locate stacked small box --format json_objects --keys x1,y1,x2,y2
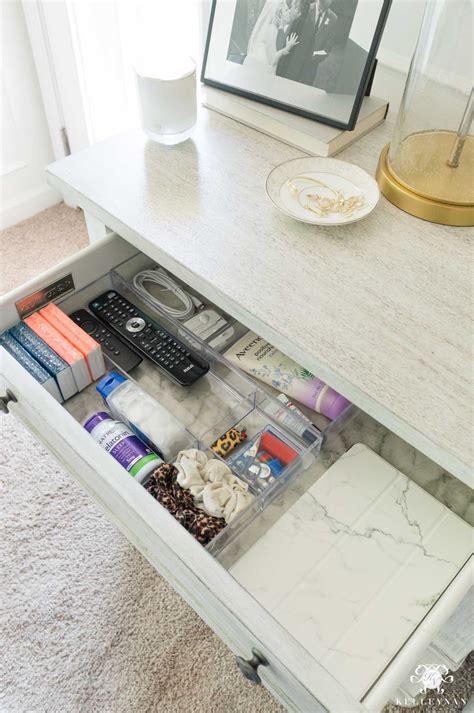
[
  {"x1": 0, "y1": 332, "x2": 63, "y2": 402},
  {"x1": 9, "y1": 321, "x2": 78, "y2": 401},
  {"x1": 25, "y1": 312, "x2": 92, "y2": 391},
  {"x1": 40, "y1": 303, "x2": 105, "y2": 380}
]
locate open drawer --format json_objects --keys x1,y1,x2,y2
[{"x1": 1, "y1": 233, "x2": 471, "y2": 713}]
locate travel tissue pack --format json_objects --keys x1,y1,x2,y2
[
  {"x1": 10, "y1": 321, "x2": 77, "y2": 401},
  {"x1": 25, "y1": 312, "x2": 91, "y2": 391},
  {"x1": 0, "y1": 331, "x2": 63, "y2": 402},
  {"x1": 40, "y1": 302, "x2": 105, "y2": 380}
]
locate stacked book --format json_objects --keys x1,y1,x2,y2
[{"x1": 202, "y1": 87, "x2": 389, "y2": 157}]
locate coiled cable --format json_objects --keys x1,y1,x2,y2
[{"x1": 132, "y1": 268, "x2": 197, "y2": 321}]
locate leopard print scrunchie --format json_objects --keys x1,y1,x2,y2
[{"x1": 145, "y1": 463, "x2": 226, "y2": 546}]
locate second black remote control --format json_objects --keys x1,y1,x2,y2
[
  {"x1": 69, "y1": 309, "x2": 143, "y2": 373},
  {"x1": 88, "y1": 291, "x2": 210, "y2": 386}
]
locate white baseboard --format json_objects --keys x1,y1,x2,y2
[
  {"x1": 0, "y1": 183, "x2": 61, "y2": 230},
  {"x1": 377, "y1": 50, "x2": 410, "y2": 78}
]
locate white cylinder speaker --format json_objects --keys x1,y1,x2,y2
[{"x1": 135, "y1": 56, "x2": 197, "y2": 145}]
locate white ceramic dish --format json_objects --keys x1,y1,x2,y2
[{"x1": 266, "y1": 157, "x2": 380, "y2": 226}]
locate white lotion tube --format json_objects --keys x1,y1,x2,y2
[{"x1": 224, "y1": 331, "x2": 350, "y2": 420}]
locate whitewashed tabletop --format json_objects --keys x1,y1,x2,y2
[{"x1": 46, "y1": 109, "x2": 474, "y2": 485}]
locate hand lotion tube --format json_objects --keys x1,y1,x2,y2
[{"x1": 224, "y1": 331, "x2": 350, "y2": 420}]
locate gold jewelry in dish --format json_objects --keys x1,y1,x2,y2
[{"x1": 287, "y1": 175, "x2": 366, "y2": 218}]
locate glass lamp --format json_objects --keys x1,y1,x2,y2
[{"x1": 376, "y1": 0, "x2": 473, "y2": 226}]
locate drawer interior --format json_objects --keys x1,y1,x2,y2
[
  {"x1": 1, "y1": 238, "x2": 360, "y2": 557},
  {"x1": 3, "y1": 241, "x2": 471, "y2": 560},
  {"x1": 48, "y1": 254, "x2": 347, "y2": 557}
]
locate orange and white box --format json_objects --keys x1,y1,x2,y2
[
  {"x1": 25, "y1": 312, "x2": 92, "y2": 391},
  {"x1": 40, "y1": 303, "x2": 105, "y2": 381}
]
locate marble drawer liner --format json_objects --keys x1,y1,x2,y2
[{"x1": 230, "y1": 443, "x2": 472, "y2": 699}]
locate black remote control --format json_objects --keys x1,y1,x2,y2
[
  {"x1": 88, "y1": 291, "x2": 210, "y2": 386},
  {"x1": 69, "y1": 309, "x2": 143, "y2": 373}
]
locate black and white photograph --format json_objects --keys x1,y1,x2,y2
[{"x1": 202, "y1": 0, "x2": 391, "y2": 129}]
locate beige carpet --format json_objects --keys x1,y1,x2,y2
[
  {"x1": 0, "y1": 205, "x2": 282, "y2": 713},
  {"x1": 0, "y1": 203, "x2": 90, "y2": 294}
]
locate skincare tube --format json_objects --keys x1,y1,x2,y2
[
  {"x1": 265, "y1": 394, "x2": 319, "y2": 443},
  {"x1": 224, "y1": 331, "x2": 350, "y2": 420}
]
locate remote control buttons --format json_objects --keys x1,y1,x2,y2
[
  {"x1": 125, "y1": 317, "x2": 146, "y2": 333},
  {"x1": 81, "y1": 320, "x2": 96, "y2": 334},
  {"x1": 88, "y1": 291, "x2": 209, "y2": 385}
]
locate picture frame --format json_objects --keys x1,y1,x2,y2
[{"x1": 201, "y1": 0, "x2": 392, "y2": 131}]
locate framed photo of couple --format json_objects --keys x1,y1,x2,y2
[{"x1": 201, "y1": 0, "x2": 392, "y2": 130}]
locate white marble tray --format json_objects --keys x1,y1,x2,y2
[{"x1": 230, "y1": 443, "x2": 472, "y2": 699}]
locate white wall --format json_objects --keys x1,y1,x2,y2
[
  {"x1": 361, "y1": 0, "x2": 471, "y2": 92},
  {"x1": 0, "y1": 0, "x2": 60, "y2": 229},
  {"x1": 364, "y1": 0, "x2": 426, "y2": 74}
]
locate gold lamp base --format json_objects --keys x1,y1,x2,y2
[{"x1": 376, "y1": 144, "x2": 474, "y2": 227}]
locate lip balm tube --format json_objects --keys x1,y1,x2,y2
[{"x1": 265, "y1": 394, "x2": 320, "y2": 443}]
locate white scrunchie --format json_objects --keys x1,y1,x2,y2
[
  {"x1": 174, "y1": 449, "x2": 253, "y2": 523},
  {"x1": 174, "y1": 449, "x2": 208, "y2": 497},
  {"x1": 202, "y1": 482, "x2": 236, "y2": 519}
]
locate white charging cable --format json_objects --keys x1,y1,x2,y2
[{"x1": 133, "y1": 268, "x2": 198, "y2": 321}]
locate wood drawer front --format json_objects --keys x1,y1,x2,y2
[{"x1": 0, "y1": 235, "x2": 362, "y2": 713}]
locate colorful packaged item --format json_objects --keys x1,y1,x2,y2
[
  {"x1": 83, "y1": 411, "x2": 161, "y2": 483},
  {"x1": 259, "y1": 427, "x2": 298, "y2": 465},
  {"x1": 226, "y1": 426, "x2": 298, "y2": 489},
  {"x1": 25, "y1": 312, "x2": 91, "y2": 391},
  {"x1": 9, "y1": 321, "x2": 77, "y2": 400},
  {"x1": 0, "y1": 332, "x2": 62, "y2": 402},
  {"x1": 40, "y1": 303, "x2": 105, "y2": 380},
  {"x1": 210, "y1": 427, "x2": 247, "y2": 458}
]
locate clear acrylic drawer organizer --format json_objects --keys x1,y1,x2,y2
[{"x1": 56, "y1": 250, "x2": 354, "y2": 557}]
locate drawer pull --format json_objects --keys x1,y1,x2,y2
[
  {"x1": 0, "y1": 389, "x2": 17, "y2": 414},
  {"x1": 235, "y1": 648, "x2": 269, "y2": 685}
]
